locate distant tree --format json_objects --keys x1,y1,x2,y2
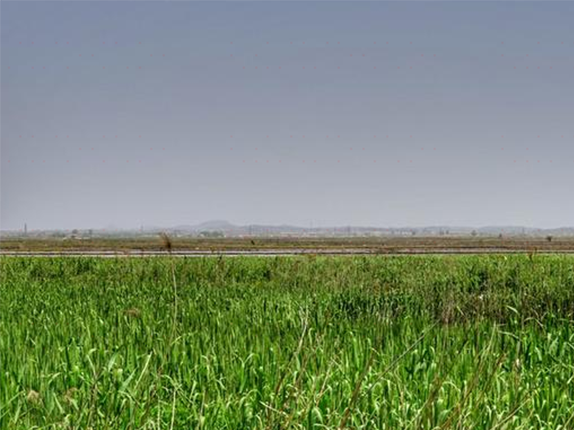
[
  {"x1": 471, "y1": 230, "x2": 478, "y2": 237},
  {"x1": 546, "y1": 235, "x2": 553, "y2": 242},
  {"x1": 159, "y1": 232, "x2": 173, "y2": 252}
]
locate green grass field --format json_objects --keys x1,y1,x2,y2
[{"x1": 1, "y1": 255, "x2": 574, "y2": 429}]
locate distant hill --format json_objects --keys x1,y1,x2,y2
[
  {"x1": 2, "y1": 220, "x2": 573, "y2": 238},
  {"x1": 173, "y1": 220, "x2": 235, "y2": 232}
]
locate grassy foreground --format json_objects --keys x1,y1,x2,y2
[{"x1": 1, "y1": 255, "x2": 574, "y2": 429}]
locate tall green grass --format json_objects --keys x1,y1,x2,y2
[{"x1": 1, "y1": 255, "x2": 574, "y2": 429}]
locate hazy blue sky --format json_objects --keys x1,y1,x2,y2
[{"x1": 1, "y1": 1, "x2": 573, "y2": 230}]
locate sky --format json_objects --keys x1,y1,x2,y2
[{"x1": 1, "y1": 1, "x2": 573, "y2": 231}]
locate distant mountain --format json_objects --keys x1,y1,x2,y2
[
  {"x1": 195, "y1": 220, "x2": 235, "y2": 230},
  {"x1": 163, "y1": 222, "x2": 574, "y2": 237},
  {"x1": 2, "y1": 220, "x2": 573, "y2": 238},
  {"x1": 173, "y1": 220, "x2": 235, "y2": 232}
]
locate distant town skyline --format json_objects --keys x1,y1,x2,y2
[{"x1": 2, "y1": 1, "x2": 574, "y2": 230}]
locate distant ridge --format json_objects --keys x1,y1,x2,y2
[
  {"x1": 173, "y1": 220, "x2": 235, "y2": 231},
  {"x1": 121, "y1": 222, "x2": 574, "y2": 238},
  {"x1": 2, "y1": 220, "x2": 573, "y2": 237}
]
